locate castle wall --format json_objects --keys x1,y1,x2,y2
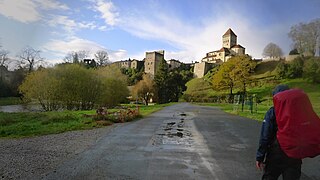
[{"x1": 194, "y1": 62, "x2": 211, "y2": 78}]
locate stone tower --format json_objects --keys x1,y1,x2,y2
[
  {"x1": 222, "y1": 28, "x2": 237, "y2": 49},
  {"x1": 144, "y1": 50, "x2": 164, "y2": 76}
]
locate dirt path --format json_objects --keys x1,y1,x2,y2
[{"x1": 0, "y1": 125, "x2": 118, "y2": 180}]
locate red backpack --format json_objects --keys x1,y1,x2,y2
[{"x1": 273, "y1": 89, "x2": 320, "y2": 159}]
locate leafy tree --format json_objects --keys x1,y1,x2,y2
[
  {"x1": 212, "y1": 55, "x2": 256, "y2": 105},
  {"x1": 275, "y1": 61, "x2": 288, "y2": 79},
  {"x1": 303, "y1": 57, "x2": 320, "y2": 83},
  {"x1": 154, "y1": 59, "x2": 170, "y2": 103},
  {"x1": 287, "y1": 57, "x2": 304, "y2": 78},
  {"x1": 289, "y1": 49, "x2": 299, "y2": 55},
  {"x1": 212, "y1": 60, "x2": 237, "y2": 96},
  {"x1": 17, "y1": 46, "x2": 44, "y2": 72},
  {"x1": 262, "y1": 42, "x2": 283, "y2": 59},
  {"x1": 94, "y1": 50, "x2": 110, "y2": 66},
  {"x1": 288, "y1": 18, "x2": 320, "y2": 56},
  {"x1": 19, "y1": 63, "x2": 129, "y2": 111},
  {"x1": 19, "y1": 68, "x2": 60, "y2": 111},
  {"x1": 167, "y1": 70, "x2": 186, "y2": 102},
  {"x1": 121, "y1": 67, "x2": 143, "y2": 86},
  {"x1": 232, "y1": 55, "x2": 256, "y2": 93},
  {"x1": 96, "y1": 65, "x2": 129, "y2": 107},
  {"x1": 132, "y1": 74, "x2": 154, "y2": 105}
]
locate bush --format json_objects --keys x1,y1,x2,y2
[
  {"x1": 19, "y1": 64, "x2": 129, "y2": 111},
  {"x1": 287, "y1": 57, "x2": 304, "y2": 78},
  {"x1": 303, "y1": 57, "x2": 320, "y2": 83}
]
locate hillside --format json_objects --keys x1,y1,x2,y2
[{"x1": 184, "y1": 60, "x2": 320, "y2": 116}]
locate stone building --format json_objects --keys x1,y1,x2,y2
[
  {"x1": 113, "y1": 59, "x2": 144, "y2": 70},
  {"x1": 130, "y1": 59, "x2": 144, "y2": 70},
  {"x1": 144, "y1": 50, "x2": 164, "y2": 76},
  {"x1": 113, "y1": 60, "x2": 131, "y2": 69},
  {"x1": 202, "y1": 28, "x2": 245, "y2": 63},
  {"x1": 167, "y1": 59, "x2": 182, "y2": 70}
]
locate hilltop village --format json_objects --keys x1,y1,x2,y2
[{"x1": 111, "y1": 28, "x2": 247, "y2": 78}]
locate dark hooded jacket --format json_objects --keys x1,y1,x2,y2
[{"x1": 256, "y1": 85, "x2": 289, "y2": 162}]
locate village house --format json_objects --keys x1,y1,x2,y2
[
  {"x1": 202, "y1": 28, "x2": 246, "y2": 63},
  {"x1": 113, "y1": 58, "x2": 144, "y2": 70},
  {"x1": 167, "y1": 59, "x2": 182, "y2": 70}
]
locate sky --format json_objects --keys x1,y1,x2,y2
[{"x1": 0, "y1": 0, "x2": 319, "y2": 67}]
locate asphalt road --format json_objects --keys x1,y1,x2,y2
[{"x1": 44, "y1": 103, "x2": 320, "y2": 180}]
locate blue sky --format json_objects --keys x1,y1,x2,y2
[{"x1": 0, "y1": 0, "x2": 319, "y2": 66}]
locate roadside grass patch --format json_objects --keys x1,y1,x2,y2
[
  {"x1": 196, "y1": 79, "x2": 320, "y2": 121},
  {"x1": 0, "y1": 111, "x2": 96, "y2": 138},
  {"x1": 0, "y1": 97, "x2": 23, "y2": 106},
  {"x1": 0, "y1": 103, "x2": 173, "y2": 138}
]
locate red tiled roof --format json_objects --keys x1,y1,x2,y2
[
  {"x1": 231, "y1": 44, "x2": 244, "y2": 49},
  {"x1": 219, "y1": 47, "x2": 230, "y2": 53},
  {"x1": 223, "y1": 28, "x2": 237, "y2": 37}
]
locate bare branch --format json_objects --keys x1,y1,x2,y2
[
  {"x1": 17, "y1": 46, "x2": 44, "y2": 72},
  {"x1": 94, "y1": 50, "x2": 110, "y2": 66}
]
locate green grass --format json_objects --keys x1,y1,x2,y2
[
  {"x1": 138, "y1": 103, "x2": 176, "y2": 116},
  {"x1": 196, "y1": 103, "x2": 270, "y2": 121},
  {"x1": 252, "y1": 61, "x2": 279, "y2": 78},
  {"x1": 197, "y1": 79, "x2": 320, "y2": 121},
  {"x1": 0, "y1": 110, "x2": 98, "y2": 138},
  {"x1": 0, "y1": 97, "x2": 23, "y2": 106},
  {"x1": 0, "y1": 103, "x2": 174, "y2": 138}
]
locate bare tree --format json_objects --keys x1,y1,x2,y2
[
  {"x1": 0, "y1": 49, "x2": 9, "y2": 67},
  {"x1": 63, "y1": 50, "x2": 89, "y2": 63},
  {"x1": 94, "y1": 50, "x2": 110, "y2": 66},
  {"x1": 64, "y1": 52, "x2": 77, "y2": 63},
  {"x1": 18, "y1": 46, "x2": 44, "y2": 72},
  {"x1": 288, "y1": 18, "x2": 320, "y2": 56},
  {"x1": 77, "y1": 50, "x2": 89, "y2": 62},
  {"x1": 262, "y1": 42, "x2": 283, "y2": 59}
]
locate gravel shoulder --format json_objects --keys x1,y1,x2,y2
[{"x1": 0, "y1": 125, "x2": 119, "y2": 180}]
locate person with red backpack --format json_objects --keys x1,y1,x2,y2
[
  {"x1": 256, "y1": 84, "x2": 320, "y2": 179},
  {"x1": 256, "y1": 85, "x2": 300, "y2": 179}
]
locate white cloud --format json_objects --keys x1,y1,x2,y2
[
  {"x1": 108, "y1": 49, "x2": 128, "y2": 61},
  {"x1": 33, "y1": 0, "x2": 69, "y2": 10},
  {"x1": 0, "y1": 0, "x2": 69, "y2": 23},
  {"x1": 94, "y1": 0, "x2": 119, "y2": 26},
  {"x1": 48, "y1": 15, "x2": 101, "y2": 35},
  {"x1": 48, "y1": 15, "x2": 78, "y2": 34},
  {"x1": 0, "y1": 0, "x2": 41, "y2": 23},
  {"x1": 118, "y1": 6, "x2": 292, "y2": 62},
  {"x1": 79, "y1": 22, "x2": 97, "y2": 30},
  {"x1": 98, "y1": 26, "x2": 107, "y2": 31},
  {"x1": 42, "y1": 36, "x2": 127, "y2": 62}
]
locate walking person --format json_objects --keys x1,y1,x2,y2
[{"x1": 256, "y1": 84, "x2": 302, "y2": 180}]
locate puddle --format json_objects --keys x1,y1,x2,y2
[
  {"x1": 177, "y1": 132, "x2": 183, "y2": 138},
  {"x1": 167, "y1": 122, "x2": 176, "y2": 126},
  {"x1": 150, "y1": 112, "x2": 196, "y2": 147}
]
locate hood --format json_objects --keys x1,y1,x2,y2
[{"x1": 272, "y1": 84, "x2": 289, "y2": 96}]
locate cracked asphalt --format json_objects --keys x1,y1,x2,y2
[{"x1": 43, "y1": 103, "x2": 320, "y2": 180}]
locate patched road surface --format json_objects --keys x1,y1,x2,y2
[{"x1": 44, "y1": 103, "x2": 320, "y2": 180}]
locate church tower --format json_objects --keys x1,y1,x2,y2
[{"x1": 222, "y1": 28, "x2": 237, "y2": 49}]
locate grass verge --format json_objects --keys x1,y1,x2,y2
[
  {"x1": 196, "y1": 79, "x2": 320, "y2": 121},
  {"x1": 0, "y1": 103, "x2": 174, "y2": 138},
  {"x1": 0, "y1": 97, "x2": 23, "y2": 106}
]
